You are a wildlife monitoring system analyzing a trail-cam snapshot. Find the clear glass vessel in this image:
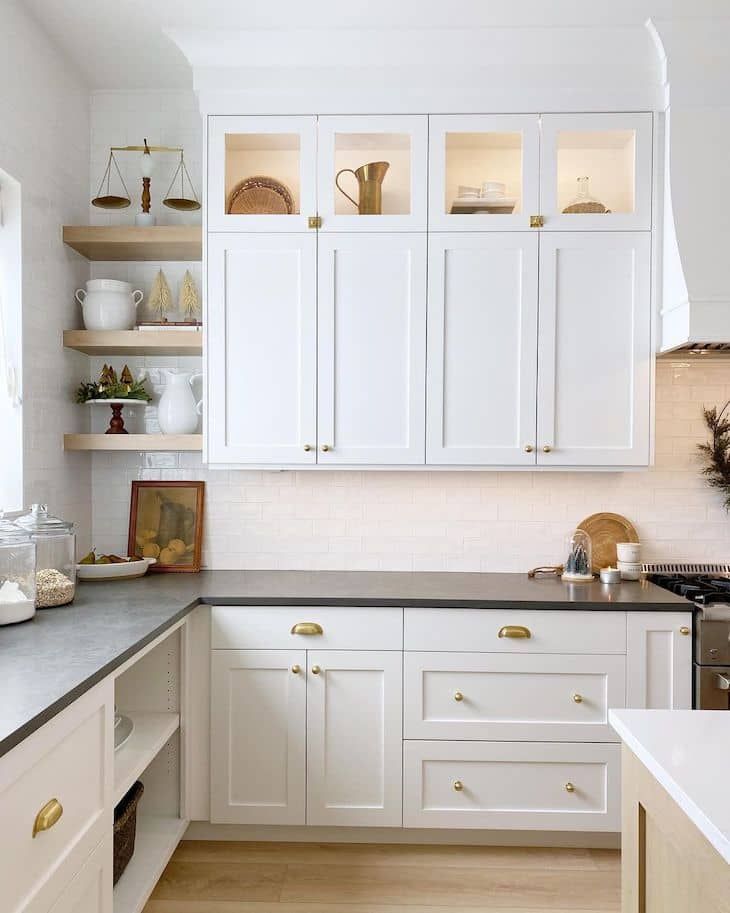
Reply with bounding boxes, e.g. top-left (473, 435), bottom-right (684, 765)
top-left (562, 176), bottom-right (609, 214)
top-left (562, 528), bottom-right (594, 582)
top-left (0, 518), bottom-right (36, 624)
top-left (17, 504), bottom-right (76, 607)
